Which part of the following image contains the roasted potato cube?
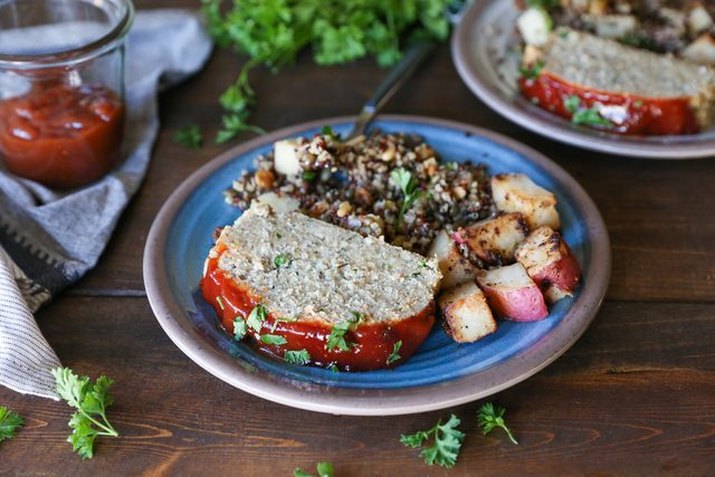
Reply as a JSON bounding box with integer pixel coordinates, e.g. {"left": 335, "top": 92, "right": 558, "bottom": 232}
{"left": 428, "top": 230, "right": 478, "bottom": 290}
{"left": 439, "top": 282, "right": 497, "bottom": 343}
{"left": 454, "top": 213, "right": 529, "bottom": 267}
{"left": 491, "top": 173, "right": 560, "bottom": 230}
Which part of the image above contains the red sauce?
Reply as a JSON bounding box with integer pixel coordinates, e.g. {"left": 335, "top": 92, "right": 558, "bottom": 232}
{"left": 0, "top": 82, "right": 125, "bottom": 188}
{"left": 200, "top": 246, "right": 436, "bottom": 371}
{"left": 519, "top": 73, "right": 699, "bottom": 136}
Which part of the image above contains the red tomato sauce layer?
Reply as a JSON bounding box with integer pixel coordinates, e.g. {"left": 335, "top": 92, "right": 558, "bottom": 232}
{"left": 0, "top": 82, "right": 125, "bottom": 189}
{"left": 519, "top": 73, "right": 699, "bottom": 136}
{"left": 200, "top": 246, "right": 435, "bottom": 371}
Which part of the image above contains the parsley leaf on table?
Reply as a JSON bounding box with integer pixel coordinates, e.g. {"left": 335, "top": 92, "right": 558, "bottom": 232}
{"left": 173, "top": 124, "right": 203, "bottom": 150}
{"left": 201, "top": 0, "right": 453, "bottom": 143}
{"left": 477, "top": 402, "right": 519, "bottom": 445}
{"left": 0, "top": 406, "right": 23, "bottom": 442}
{"left": 294, "top": 462, "right": 334, "bottom": 477}
{"left": 400, "top": 414, "right": 465, "bottom": 468}
{"left": 52, "top": 367, "right": 119, "bottom": 459}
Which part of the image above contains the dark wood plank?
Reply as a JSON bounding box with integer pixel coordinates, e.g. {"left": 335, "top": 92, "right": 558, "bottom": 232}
{"left": 1, "top": 297, "right": 712, "bottom": 475}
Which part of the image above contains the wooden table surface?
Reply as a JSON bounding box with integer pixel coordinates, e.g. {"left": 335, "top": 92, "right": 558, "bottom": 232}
{"left": 2, "top": 3, "right": 715, "bottom": 476}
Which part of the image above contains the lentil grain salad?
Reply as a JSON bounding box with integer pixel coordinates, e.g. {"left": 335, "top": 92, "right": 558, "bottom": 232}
{"left": 225, "top": 129, "right": 496, "bottom": 255}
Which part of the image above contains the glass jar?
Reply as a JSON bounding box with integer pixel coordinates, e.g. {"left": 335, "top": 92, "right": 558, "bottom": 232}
{"left": 0, "top": 0, "right": 134, "bottom": 189}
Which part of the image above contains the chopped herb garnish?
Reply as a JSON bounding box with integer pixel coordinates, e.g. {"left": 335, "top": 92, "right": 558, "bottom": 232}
{"left": 400, "top": 414, "right": 465, "bottom": 468}
{"left": 350, "top": 311, "right": 363, "bottom": 323}
{"left": 274, "top": 254, "right": 289, "bottom": 268}
{"left": 419, "top": 259, "right": 429, "bottom": 268}
{"left": 284, "top": 349, "right": 311, "bottom": 365}
{"left": 564, "top": 95, "right": 581, "bottom": 114}
{"left": 386, "top": 340, "right": 402, "bottom": 365}
{"left": 564, "top": 95, "right": 612, "bottom": 127}
{"left": 326, "top": 321, "right": 352, "bottom": 352}
{"left": 320, "top": 125, "right": 338, "bottom": 139}
{"left": 518, "top": 59, "right": 545, "bottom": 80}
{"left": 391, "top": 168, "right": 421, "bottom": 225}
{"left": 260, "top": 334, "right": 288, "bottom": 345}
{"left": 246, "top": 304, "right": 267, "bottom": 332}
{"left": 328, "top": 364, "right": 340, "bottom": 373}
{"left": 276, "top": 232, "right": 283, "bottom": 239}
{"left": 302, "top": 170, "right": 317, "bottom": 181}
{"left": 294, "top": 462, "right": 334, "bottom": 477}
{"left": 477, "top": 402, "right": 518, "bottom": 445}
{"left": 216, "top": 296, "right": 225, "bottom": 311}
{"left": 0, "top": 406, "right": 23, "bottom": 442}
{"left": 173, "top": 124, "right": 203, "bottom": 149}
{"left": 412, "top": 272, "right": 421, "bottom": 277}
{"left": 233, "top": 318, "right": 247, "bottom": 340}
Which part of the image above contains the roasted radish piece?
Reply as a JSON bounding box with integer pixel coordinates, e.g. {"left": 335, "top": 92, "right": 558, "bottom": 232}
{"left": 515, "top": 226, "right": 581, "bottom": 304}
{"left": 438, "top": 282, "right": 497, "bottom": 343}
{"left": 428, "top": 230, "right": 478, "bottom": 290}
{"left": 476, "top": 263, "right": 548, "bottom": 322}
{"left": 491, "top": 173, "right": 560, "bottom": 230}
{"left": 455, "top": 213, "right": 529, "bottom": 267}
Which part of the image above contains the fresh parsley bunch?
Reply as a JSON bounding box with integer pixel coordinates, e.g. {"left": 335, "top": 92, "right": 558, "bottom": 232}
{"left": 201, "top": 0, "right": 452, "bottom": 143}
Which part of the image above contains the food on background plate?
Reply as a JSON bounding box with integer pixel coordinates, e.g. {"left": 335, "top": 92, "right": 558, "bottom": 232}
{"left": 515, "top": 1, "right": 715, "bottom": 135}
{"left": 201, "top": 202, "right": 441, "bottom": 371}
{"left": 520, "top": 0, "right": 715, "bottom": 64}
{"left": 206, "top": 129, "right": 582, "bottom": 366}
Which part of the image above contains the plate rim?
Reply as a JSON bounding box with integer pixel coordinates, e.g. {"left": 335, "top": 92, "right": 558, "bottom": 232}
{"left": 143, "top": 114, "right": 611, "bottom": 416}
{"left": 451, "top": 0, "right": 715, "bottom": 160}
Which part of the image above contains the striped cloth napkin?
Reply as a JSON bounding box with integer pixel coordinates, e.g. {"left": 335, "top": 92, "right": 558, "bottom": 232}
{"left": 0, "top": 10, "right": 212, "bottom": 399}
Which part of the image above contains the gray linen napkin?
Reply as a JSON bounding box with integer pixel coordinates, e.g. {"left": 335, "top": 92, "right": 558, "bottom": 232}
{"left": 0, "top": 10, "right": 212, "bottom": 399}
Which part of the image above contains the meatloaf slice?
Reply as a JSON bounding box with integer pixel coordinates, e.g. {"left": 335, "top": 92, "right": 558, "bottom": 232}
{"left": 200, "top": 203, "right": 441, "bottom": 371}
{"left": 519, "top": 29, "right": 715, "bottom": 135}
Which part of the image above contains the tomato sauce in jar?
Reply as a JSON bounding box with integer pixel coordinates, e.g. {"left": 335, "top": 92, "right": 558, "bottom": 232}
{"left": 200, "top": 246, "right": 436, "bottom": 371}
{"left": 0, "top": 81, "right": 125, "bottom": 188}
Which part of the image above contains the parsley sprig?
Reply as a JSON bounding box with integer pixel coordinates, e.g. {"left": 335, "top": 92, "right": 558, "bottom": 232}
{"left": 0, "top": 406, "right": 23, "bottom": 443}
{"left": 325, "top": 321, "right": 352, "bottom": 352}
{"left": 52, "top": 367, "right": 119, "bottom": 459}
{"left": 391, "top": 168, "right": 421, "bottom": 224}
{"left": 400, "top": 414, "right": 465, "bottom": 468}
{"left": 477, "top": 402, "right": 518, "bottom": 445}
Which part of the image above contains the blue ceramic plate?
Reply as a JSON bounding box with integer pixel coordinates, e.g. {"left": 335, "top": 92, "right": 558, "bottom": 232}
{"left": 143, "top": 115, "right": 610, "bottom": 415}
